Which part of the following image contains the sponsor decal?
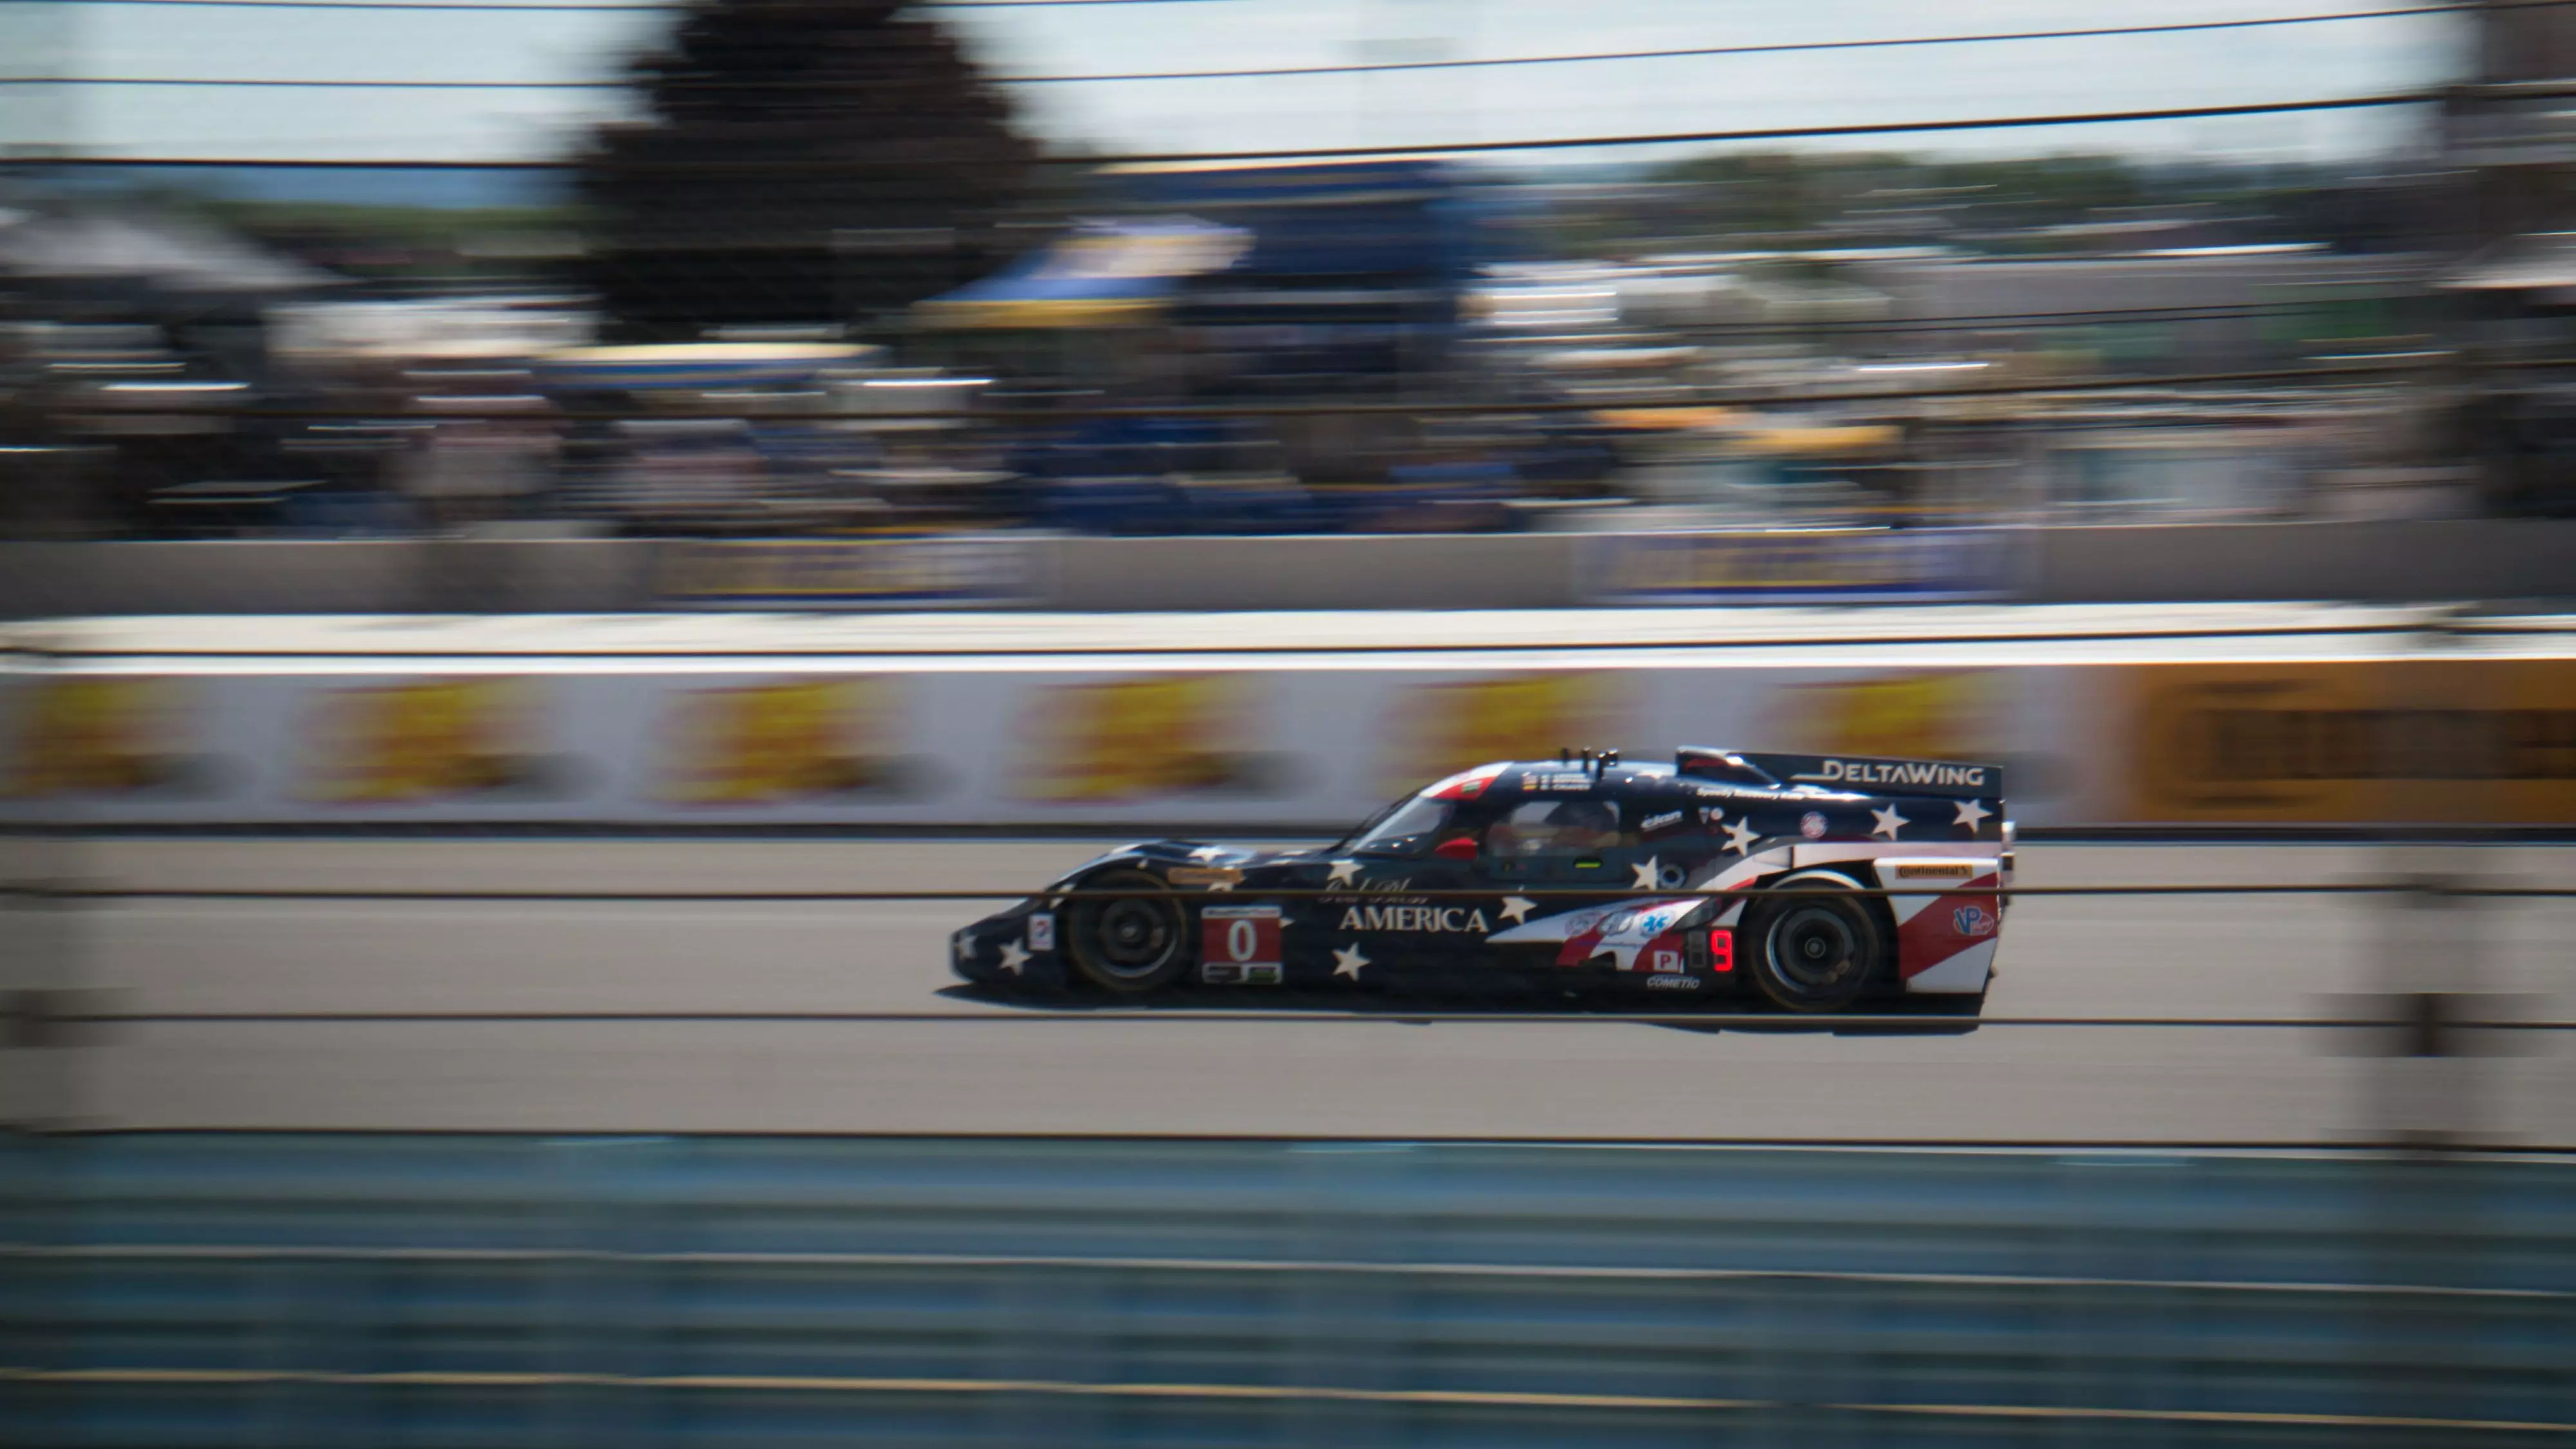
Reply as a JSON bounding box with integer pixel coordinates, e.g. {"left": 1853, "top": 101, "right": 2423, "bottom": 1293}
{"left": 299, "top": 678, "right": 556, "bottom": 805}
{"left": 1521, "top": 771, "right": 1596, "bottom": 793}
{"left": 1698, "top": 804, "right": 1726, "bottom": 821}
{"left": 1325, "top": 873, "right": 1418, "bottom": 900}
{"left": 1799, "top": 811, "right": 1829, "bottom": 839}
{"left": 1896, "top": 862, "right": 1976, "bottom": 879}
{"left": 1791, "top": 758, "right": 1989, "bottom": 790}
{"left": 659, "top": 677, "right": 910, "bottom": 805}
{"left": 1167, "top": 866, "right": 1242, "bottom": 888}
{"left": 1338, "top": 904, "right": 1492, "bottom": 933}
{"left": 1651, "top": 948, "right": 1681, "bottom": 972}
{"left": 1027, "top": 913, "right": 1056, "bottom": 951}
{"left": 1201, "top": 904, "right": 1283, "bottom": 982}
{"left": 1644, "top": 974, "right": 1700, "bottom": 990}
{"left": 1953, "top": 904, "right": 1997, "bottom": 937}
{"left": 2128, "top": 662, "right": 2576, "bottom": 826}
{"left": 1585, "top": 528, "right": 2014, "bottom": 604}
{"left": 660, "top": 535, "right": 1040, "bottom": 607}
{"left": 1018, "top": 674, "right": 1284, "bottom": 804}
{"left": 2, "top": 676, "right": 207, "bottom": 800}
{"left": 1379, "top": 672, "right": 1628, "bottom": 796}
{"left": 1638, "top": 810, "right": 1683, "bottom": 834}
{"left": 1425, "top": 761, "right": 1509, "bottom": 799}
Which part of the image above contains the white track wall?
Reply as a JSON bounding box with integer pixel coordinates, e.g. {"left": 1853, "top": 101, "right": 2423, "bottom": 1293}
{"left": 7, "top": 650, "right": 2572, "bottom": 829}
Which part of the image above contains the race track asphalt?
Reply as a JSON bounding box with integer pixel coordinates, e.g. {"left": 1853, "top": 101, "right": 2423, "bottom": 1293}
{"left": 16, "top": 838, "right": 2573, "bottom": 1145}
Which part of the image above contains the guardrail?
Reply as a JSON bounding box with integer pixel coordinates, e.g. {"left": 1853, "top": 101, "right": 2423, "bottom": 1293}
{"left": 5, "top": 1135, "right": 2573, "bottom": 1446}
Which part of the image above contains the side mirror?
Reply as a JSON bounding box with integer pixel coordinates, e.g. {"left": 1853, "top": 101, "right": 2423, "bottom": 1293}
{"left": 1432, "top": 836, "right": 1479, "bottom": 862}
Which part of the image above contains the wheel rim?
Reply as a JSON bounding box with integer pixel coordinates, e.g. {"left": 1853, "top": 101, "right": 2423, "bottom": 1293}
{"left": 1767, "top": 904, "right": 1859, "bottom": 993}
{"left": 1088, "top": 898, "right": 1177, "bottom": 980}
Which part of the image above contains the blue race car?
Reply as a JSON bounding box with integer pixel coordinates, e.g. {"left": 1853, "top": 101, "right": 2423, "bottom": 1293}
{"left": 954, "top": 748, "right": 2012, "bottom": 1013}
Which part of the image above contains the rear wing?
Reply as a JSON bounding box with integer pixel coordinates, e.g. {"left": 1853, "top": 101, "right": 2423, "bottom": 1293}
{"left": 1738, "top": 752, "right": 2004, "bottom": 800}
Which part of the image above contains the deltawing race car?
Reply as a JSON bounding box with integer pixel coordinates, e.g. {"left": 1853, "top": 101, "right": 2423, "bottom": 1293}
{"left": 952, "top": 748, "right": 2012, "bottom": 1013}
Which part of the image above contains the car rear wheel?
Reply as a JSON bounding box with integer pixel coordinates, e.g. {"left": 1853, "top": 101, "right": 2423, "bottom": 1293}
{"left": 1745, "top": 874, "right": 1886, "bottom": 1013}
{"left": 1065, "top": 869, "right": 1191, "bottom": 994}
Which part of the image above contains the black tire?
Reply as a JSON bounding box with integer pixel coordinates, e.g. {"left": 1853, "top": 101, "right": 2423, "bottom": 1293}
{"left": 1064, "top": 869, "right": 1192, "bottom": 995}
{"left": 1745, "top": 874, "right": 1887, "bottom": 1014}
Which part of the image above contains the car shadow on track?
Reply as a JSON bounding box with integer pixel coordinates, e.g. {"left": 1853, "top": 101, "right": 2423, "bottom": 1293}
{"left": 935, "top": 984, "right": 1987, "bottom": 1037}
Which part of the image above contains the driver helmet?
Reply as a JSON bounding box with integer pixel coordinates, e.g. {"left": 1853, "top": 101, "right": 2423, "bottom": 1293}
{"left": 1543, "top": 799, "right": 1617, "bottom": 844}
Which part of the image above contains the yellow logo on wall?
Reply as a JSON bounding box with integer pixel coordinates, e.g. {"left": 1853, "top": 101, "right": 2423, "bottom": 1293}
{"left": 3, "top": 676, "right": 191, "bottom": 798}
{"left": 1763, "top": 670, "right": 2001, "bottom": 763}
{"left": 661, "top": 678, "right": 902, "bottom": 804}
{"left": 301, "top": 678, "right": 544, "bottom": 804}
{"left": 1380, "top": 672, "right": 1626, "bottom": 794}
{"left": 2124, "top": 661, "right": 2576, "bottom": 826}
{"left": 1019, "top": 674, "right": 1271, "bottom": 803}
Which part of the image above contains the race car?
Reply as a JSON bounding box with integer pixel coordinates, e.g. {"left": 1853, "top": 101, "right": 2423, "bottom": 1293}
{"left": 951, "top": 748, "right": 2011, "bottom": 1012}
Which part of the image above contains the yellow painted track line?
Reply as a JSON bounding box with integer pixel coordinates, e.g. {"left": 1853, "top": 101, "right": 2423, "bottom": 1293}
{"left": 6, "top": 1368, "right": 2571, "bottom": 1432}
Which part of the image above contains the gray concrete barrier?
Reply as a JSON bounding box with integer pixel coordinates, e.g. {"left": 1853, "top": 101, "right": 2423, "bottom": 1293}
{"left": 2, "top": 520, "right": 2570, "bottom": 616}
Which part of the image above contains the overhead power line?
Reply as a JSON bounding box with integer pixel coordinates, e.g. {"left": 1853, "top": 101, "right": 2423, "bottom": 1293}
{"left": 967, "top": 3, "right": 2563, "bottom": 86}
{"left": 14, "top": 88, "right": 2523, "bottom": 168}
{"left": 0, "top": 3, "right": 2537, "bottom": 88}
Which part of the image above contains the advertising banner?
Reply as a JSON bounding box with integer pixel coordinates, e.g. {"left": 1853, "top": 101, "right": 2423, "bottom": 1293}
{"left": 2116, "top": 659, "right": 2576, "bottom": 826}
{"left": 1580, "top": 527, "right": 2021, "bottom": 604}
{"left": 0, "top": 674, "right": 213, "bottom": 804}
{"left": 6, "top": 650, "right": 2562, "bottom": 830}
{"left": 658, "top": 535, "right": 1046, "bottom": 608}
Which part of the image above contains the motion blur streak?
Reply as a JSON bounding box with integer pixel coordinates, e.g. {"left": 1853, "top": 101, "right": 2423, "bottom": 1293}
{"left": 30, "top": 839, "right": 2575, "bottom": 1141}
{"left": 8, "top": 1137, "right": 2573, "bottom": 1445}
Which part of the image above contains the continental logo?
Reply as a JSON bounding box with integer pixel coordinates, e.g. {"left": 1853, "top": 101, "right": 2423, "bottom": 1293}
{"left": 1018, "top": 674, "right": 1282, "bottom": 803}
{"left": 659, "top": 678, "right": 907, "bottom": 805}
{"left": 2129, "top": 665, "right": 2576, "bottom": 824}
{"left": 1895, "top": 863, "right": 1975, "bottom": 879}
{"left": 1792, "top": 759, "right": 1988, "bottom": 790}
{"left": 300, "top": 678, "right": 553, "bottom": 805}
{"left": 3, "top": 676, "right": 199, "bottom": 799}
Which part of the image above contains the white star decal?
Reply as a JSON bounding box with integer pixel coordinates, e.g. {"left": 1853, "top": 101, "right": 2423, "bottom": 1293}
{"left": 996, "top": 938, "right": 1030, "bottom": 975}
{"left": 1871, "top": 804, "right": 1908, "bottom": 840}
{"left": 1189, "top": 844, "right": 1227, "bottom": 861}
{"left": 1497, "top": 895, "right": 1536, "bottom": 926}
{"left": 1331, "top": 943, "right": 1369, "bottom": 980}
{"left": 1953, "top": 798, "right": 1993, "bottom": 832}
{"left": 1630, "top": 857, "right": 1662, "bottom": 891}
{"left": 1722, "top": 819, "right": 1759, "bottom": 855}
{"left": 1204, "top": 874, "right": 1237, "bottom": 892}
{"left": 1325, "top": 859, "right": 1361, "bottom": 887}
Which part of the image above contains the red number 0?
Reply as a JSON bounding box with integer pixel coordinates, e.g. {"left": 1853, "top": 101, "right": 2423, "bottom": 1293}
{"left": 1202, "top": 907, "right": 1281, "bottom": 967}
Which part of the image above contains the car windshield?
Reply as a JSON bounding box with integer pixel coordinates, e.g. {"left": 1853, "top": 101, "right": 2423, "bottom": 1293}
{"left": 1341, "top": 794, "right": 1454, "bottom": 857}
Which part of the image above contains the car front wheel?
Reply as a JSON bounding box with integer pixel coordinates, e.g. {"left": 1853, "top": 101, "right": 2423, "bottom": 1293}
{"left": 1064, "top": 869, "right": 1191, "bottom": 994}
{"left": 1745, "top": 874, "right": 1886, "bottom": 1013}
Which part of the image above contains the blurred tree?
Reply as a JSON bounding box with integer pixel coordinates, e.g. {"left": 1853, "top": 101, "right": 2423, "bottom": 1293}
{"left": 575, "top": 0, "right": 1036, "bottom": 339}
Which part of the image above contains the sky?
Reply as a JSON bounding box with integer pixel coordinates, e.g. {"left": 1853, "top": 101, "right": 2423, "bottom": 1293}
{"left": 8, "top": 0, "right": 2474, "bottom": 168}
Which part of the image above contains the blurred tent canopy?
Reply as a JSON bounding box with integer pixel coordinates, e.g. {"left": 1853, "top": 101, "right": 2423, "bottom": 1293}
{"left": 0, "top": 202, "right": 344, "bottom": 303}
{"left": 574, "top": 0, "right": 1037, "bottom": 340}
{"left": 911, "top": 218, "right": 1247, "bottom": 330}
